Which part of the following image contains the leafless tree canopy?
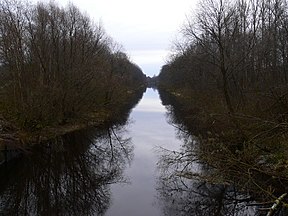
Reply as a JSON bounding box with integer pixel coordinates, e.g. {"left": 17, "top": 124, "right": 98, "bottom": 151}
{"left": 157, "top": 0, "right": 288, "bottom": 211}
{"left": 159, "top": 0, "right": 288, "bottom": 109}
{"left": 0, "top": 0, "right": 145, "bottom": 130}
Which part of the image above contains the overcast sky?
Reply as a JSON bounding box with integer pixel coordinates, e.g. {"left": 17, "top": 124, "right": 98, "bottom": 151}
{"left": 34, "top": 0, "right": 198, "bottom": 76}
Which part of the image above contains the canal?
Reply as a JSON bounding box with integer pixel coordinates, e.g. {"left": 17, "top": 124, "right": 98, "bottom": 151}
{"left": 1, "top": 88, "right": 280, "bottom": 215}
{"left": 0, "top": 88, "right": 183, "bottom": 215}
{"left": 107, "top": 88, "right": 182, "bottom": 216}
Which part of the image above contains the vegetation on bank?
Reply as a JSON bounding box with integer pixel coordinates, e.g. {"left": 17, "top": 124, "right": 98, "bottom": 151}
{"left": 0, "top": 0, "right": 146, "bottom": 144}
{"left": 0, "top": 95, "right": 136, "bottom": 215}
{"left": 158, "top": 0, "right": 288, "bottom": 206}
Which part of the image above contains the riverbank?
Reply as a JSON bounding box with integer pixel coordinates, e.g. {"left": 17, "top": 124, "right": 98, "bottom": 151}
{"left": 0, "top": 0, "right": 147, "bottom": 150}
{"left": 0, "top": 88, "right": 145, "bottom": 150}
{"left": 158, "top": 87, "right": 288, "bottom": 202}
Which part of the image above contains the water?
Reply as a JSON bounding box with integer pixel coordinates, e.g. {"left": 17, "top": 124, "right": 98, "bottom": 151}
{"left": 1, "top": 88, "right": 280, "bottom": 215}
{"left": 0, "top": 88, "right": 183, "bottom": 215}
{"left": 107, "top": 89, "right": 182, "bottom": 216}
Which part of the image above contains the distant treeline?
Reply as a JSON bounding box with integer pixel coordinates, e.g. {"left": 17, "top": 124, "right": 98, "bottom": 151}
{"left": 0, "top": 0, "right": 146, "bottom": 130}
{"left": 159, "top": 0, "right": 288, "bottom": 110}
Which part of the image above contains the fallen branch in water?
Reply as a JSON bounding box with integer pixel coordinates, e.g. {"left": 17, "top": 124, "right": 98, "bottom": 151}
{"left": 266, "top": 193, "right": 287, "bottom": 216}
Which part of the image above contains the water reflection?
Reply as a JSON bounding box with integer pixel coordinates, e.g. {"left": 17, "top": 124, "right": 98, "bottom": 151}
{"left": 157, "top": 90, "right": 288, "bottom": 216}
{"left": 106, "top": 89, "right": 181, "bottom": 216}
{"left": 0, "top": 88, "right": 145, "bottom": 215}
{"left": 133, "top": 89, "right": 166, "bottom": 113}
{"left": 157, "top": 147, "right": 255, "bottom": 216}
{"left": 0, "top": 124, "right": 132, "bottom": 215}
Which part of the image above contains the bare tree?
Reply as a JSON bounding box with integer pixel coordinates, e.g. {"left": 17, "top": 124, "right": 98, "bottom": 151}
{"left": 0, "top": 0, "right": 145, "bottom": 130}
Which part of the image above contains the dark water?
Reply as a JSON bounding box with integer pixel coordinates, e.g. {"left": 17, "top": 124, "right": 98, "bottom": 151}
{"left": 0, "top": 88, "right": 286, "bottom": 215}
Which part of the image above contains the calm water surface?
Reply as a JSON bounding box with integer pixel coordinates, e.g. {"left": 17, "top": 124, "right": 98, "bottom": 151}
{"left": 0, "top": 88, "right": 266, "bottom": 215}
{"left": 107, "top": 89, "right": 182, "bottom": 216}
{"left": 0, "top": 88, "right": 183, "bottom": 215}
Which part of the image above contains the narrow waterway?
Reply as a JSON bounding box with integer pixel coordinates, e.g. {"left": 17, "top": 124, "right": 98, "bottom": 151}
{"left": 0, "top": 88, "right": 184, "bottom": 215}
{"left": 107, "top": 88, "right": 182, "bottom": 216}
{"left": 1, "top": 88, "right": 283, "bottom": 215}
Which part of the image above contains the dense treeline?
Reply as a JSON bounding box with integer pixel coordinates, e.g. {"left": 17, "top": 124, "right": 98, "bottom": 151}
{"left": 158, "top": 0, "right": 288, "bottom": 205}
{"left": 159, "top": 0, "right": 288, "bottom": 109}
{"left": 0, "top": 0, "right": 145, "bottom": 132}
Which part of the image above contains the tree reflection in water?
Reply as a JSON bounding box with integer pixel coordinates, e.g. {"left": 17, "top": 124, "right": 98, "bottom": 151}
{"left": 0, "top": 125, "right": 132, "bottom": 215}
{"left": 157, "top": 90, "right": 288, "bottom": 216}
{"left": 157, "top": 145, "right": 255, "bottom": 216}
